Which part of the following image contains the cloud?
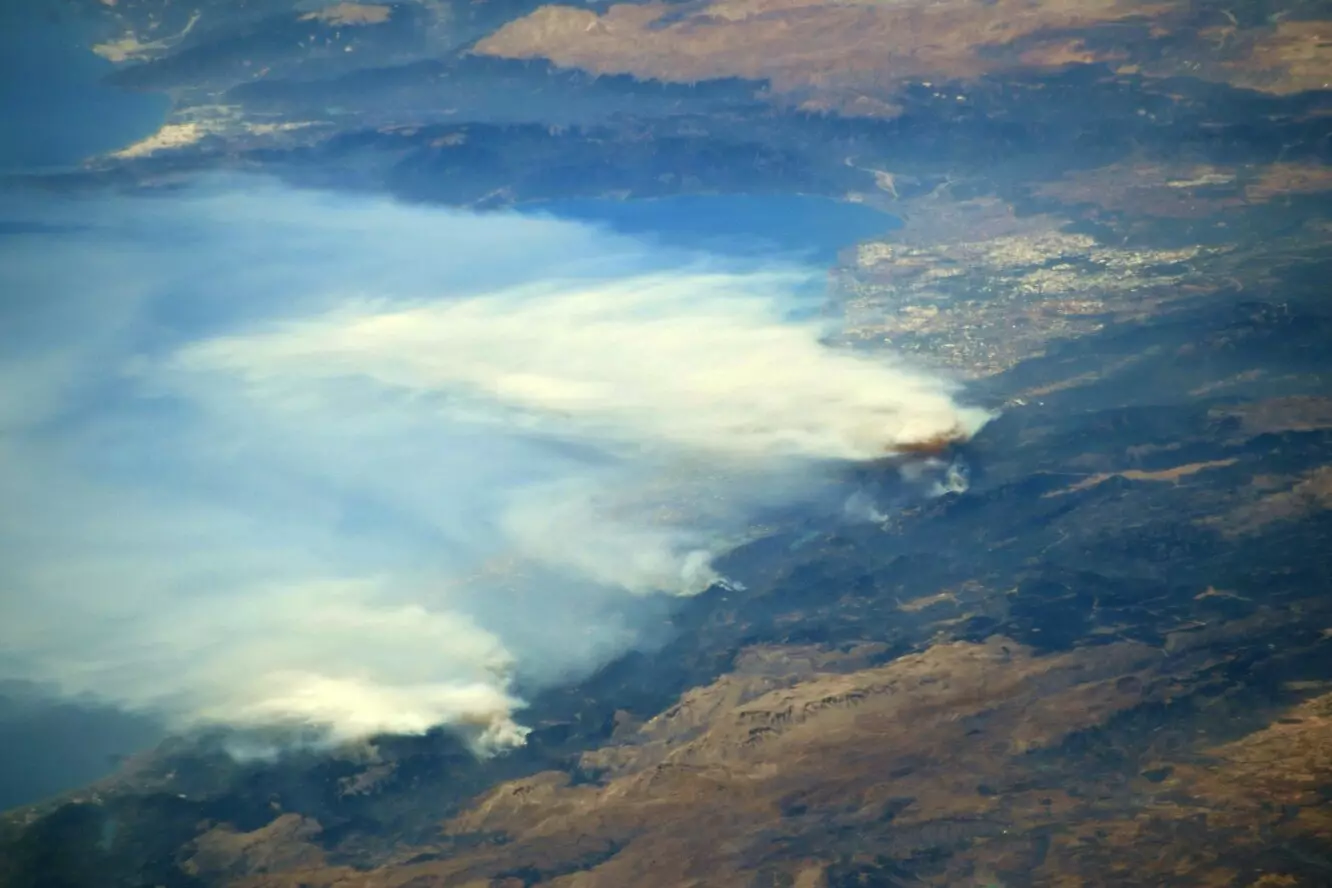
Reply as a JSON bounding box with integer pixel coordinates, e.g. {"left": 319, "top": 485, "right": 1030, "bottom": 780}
{"left": 0, "top": 178, "right": 989, "bottom": 752}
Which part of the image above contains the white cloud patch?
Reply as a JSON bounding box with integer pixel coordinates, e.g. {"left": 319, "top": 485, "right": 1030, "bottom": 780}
{"left": 0, "top": 179, "right": 989, "bottom": 752}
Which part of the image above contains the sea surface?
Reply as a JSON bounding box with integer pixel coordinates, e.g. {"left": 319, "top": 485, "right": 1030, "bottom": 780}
{"left": 523, "top": 194, "right": 901, "bottom": 264}
{"left": 0, "top": 9, "right": 170, "bottom": 172}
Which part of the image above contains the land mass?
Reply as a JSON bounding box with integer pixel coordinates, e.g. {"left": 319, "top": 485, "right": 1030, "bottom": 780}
{"left": 3, "top": 0, "right": 1331, "bottom": 885}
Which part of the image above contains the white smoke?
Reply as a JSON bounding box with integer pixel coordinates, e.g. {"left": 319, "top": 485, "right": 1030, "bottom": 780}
{"left": 172, "top": 273, "right": 985, "bottom": 462}
{"left": 0, "top": 179, "right": 989, "bottom": 751}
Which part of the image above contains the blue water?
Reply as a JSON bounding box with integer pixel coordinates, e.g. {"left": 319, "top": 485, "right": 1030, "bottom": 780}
{"left": 0, "top": 11, "right": 171, "bottom": 171}
{"left": 0, "top": 686, "right": 164, "bottom": 811}
{"left": 524, "top": 194, "right": 901, "bottom": 264}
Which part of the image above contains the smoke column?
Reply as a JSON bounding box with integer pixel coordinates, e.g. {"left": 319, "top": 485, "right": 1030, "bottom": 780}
{"left": 0, "top": 179, "right": 990, "bottom": 751}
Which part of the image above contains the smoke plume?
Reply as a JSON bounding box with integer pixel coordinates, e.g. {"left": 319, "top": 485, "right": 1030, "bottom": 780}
{"left": 0, "top": 179, "right": 989, "bottom": 752}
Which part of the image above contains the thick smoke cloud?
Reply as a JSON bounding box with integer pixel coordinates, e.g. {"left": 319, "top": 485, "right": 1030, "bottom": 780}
{"left": 0, "top": 179, "right": 989, "bottom": 752}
